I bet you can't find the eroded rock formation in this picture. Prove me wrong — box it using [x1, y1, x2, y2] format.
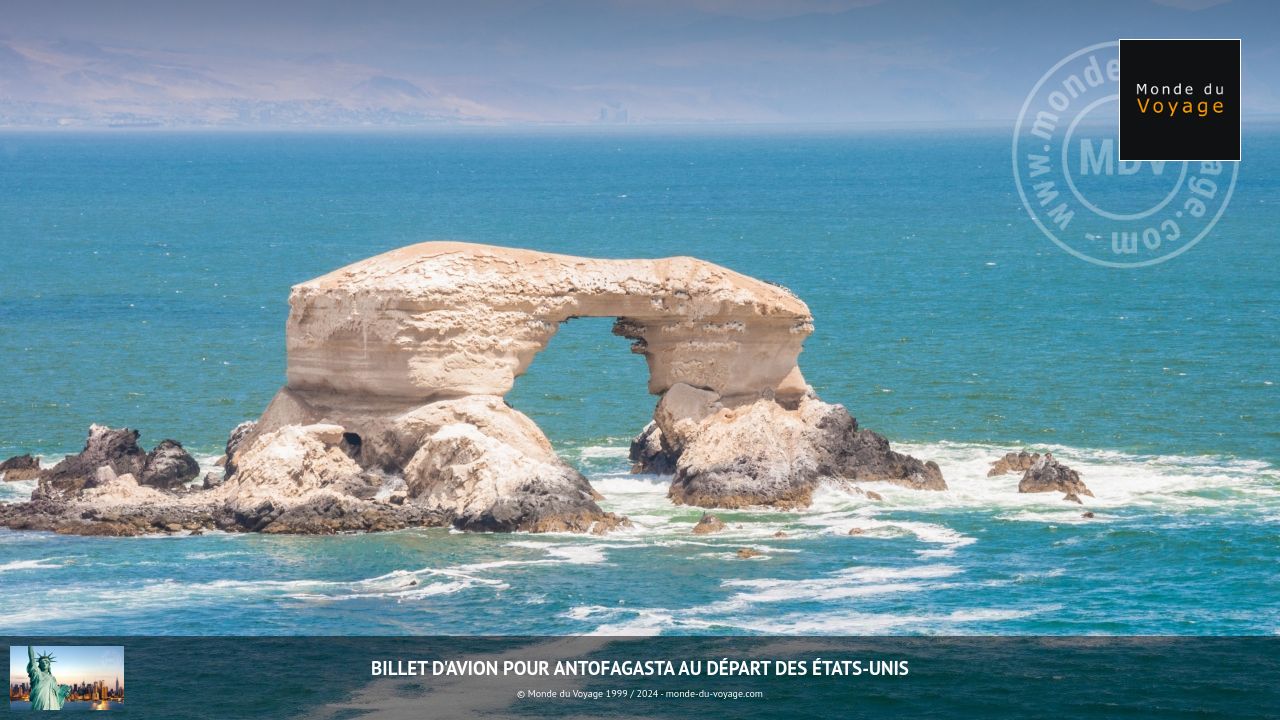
[279, 241, 813, 405]
[229, 241, 842, 530]
[3, 241, 943, 535]
[248, 241, 941, 519]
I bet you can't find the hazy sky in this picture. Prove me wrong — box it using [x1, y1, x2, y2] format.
[0, 0, 1275, 127]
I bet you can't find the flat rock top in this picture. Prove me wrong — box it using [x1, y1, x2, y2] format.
[296, 241, 810, 319]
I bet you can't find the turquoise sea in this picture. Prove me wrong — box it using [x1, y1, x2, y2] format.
[0, 129, 1276, 636]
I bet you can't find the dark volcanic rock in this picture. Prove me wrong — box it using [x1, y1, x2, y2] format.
[0, 490, 453, 537]
[841, 426, 946, 491]
[222, 420, 257, 480]
[0, 497, 218, 537]
[210, 496, 446, 535]
[988, 451, 1042, 477]
[140, 439, 200, 489]
[629, 421, 678, 475]
[1019, 453, 1092, 500]
[39, 425, 147, 496]
[450, 479, 630, 535]
[0, 454, 41, 481]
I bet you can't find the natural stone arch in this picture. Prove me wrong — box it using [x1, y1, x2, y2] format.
[283, 241, 813, 406]
[230, 242, 944, 533]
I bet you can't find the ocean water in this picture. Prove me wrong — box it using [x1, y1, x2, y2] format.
[0, 129, 1276, 636]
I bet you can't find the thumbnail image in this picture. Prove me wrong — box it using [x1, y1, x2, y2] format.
[9, 646, 123, 712]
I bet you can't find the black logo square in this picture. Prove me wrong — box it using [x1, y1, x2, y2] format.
[1120, 39, 1240, 161]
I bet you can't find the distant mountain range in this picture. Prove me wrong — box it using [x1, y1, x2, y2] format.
[1, 0, 1277, 129]
[0, 39, 518, 127]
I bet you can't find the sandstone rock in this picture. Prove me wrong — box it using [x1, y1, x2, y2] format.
[692, 513, 726, 535]
[667, 396, 944, 509]
[1018, 453, 1092, 500]
[1082, 511, 1095, 519]
[0, 454, 40, 481]
[235, 392, 625, 534]
[77, 471, 172, 507]
[244, 242, 941, 530]
[866, 490, 883, 501]
[39, 425, 147, 496]
[140, 439, 200, 489]
[736, 547, 761, 559]
[403, 414, 621, 533]
[773, 530, 789, 538]
[848, 527, 866, 535]
[653, 383, 721, 455]
[214, 424, 380, 515]
[240, 242, 829, 531]
[182, 423, 452, 534]
[989, 451, 1042, 477]
[283, 241, 813, 404]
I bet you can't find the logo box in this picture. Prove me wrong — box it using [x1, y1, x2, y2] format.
[1119, 39, 1241, 161]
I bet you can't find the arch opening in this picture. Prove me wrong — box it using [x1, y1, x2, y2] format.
[504, 316, 653, 471]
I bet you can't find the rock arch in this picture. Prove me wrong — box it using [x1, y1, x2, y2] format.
[231, 242, 943, 532]
[282, 241, 813, 405]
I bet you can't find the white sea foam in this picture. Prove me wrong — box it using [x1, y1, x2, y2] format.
[505, 541, 609, 564]
[547, 440, 1276, 634]
[577, 445, 631, 460]
[0, 558, 63, 572]
[718, 564, 960, 605]
[592, 610, 688, 636]
[291, 540, 611, 604]
[852, 440, 1280, 515]
[723, 606, 1053, 635]
[590, 472, 670, 496]
[3, 437, 1274, 634]
[560, 563, 967, 634]
[569, 600, 1052, 636]
[0, 479, 38, 503]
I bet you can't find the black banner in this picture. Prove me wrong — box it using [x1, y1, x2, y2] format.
[5, 636, 1277, 718]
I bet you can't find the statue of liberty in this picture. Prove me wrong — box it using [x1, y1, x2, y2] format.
[26, 646, 71, 710]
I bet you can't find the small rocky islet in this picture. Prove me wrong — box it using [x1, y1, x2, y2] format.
[0, 242, 1088, 537]
[986, 450, 1093, 503]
